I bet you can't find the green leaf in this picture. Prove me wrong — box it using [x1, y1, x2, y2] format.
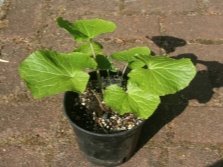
[74, 41, 103, 56]
[19, 50, 97, 98]
[128, 55, 196, 96]
[56, 17, 116, 42]
[104, 82, 160, 119]
[111, 47, 151, 69]
[96, 55, 117, 72]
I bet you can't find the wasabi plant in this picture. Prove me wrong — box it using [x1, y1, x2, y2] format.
[19, 18, 196, 119]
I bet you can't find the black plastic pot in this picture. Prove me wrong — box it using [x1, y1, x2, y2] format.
[63, 92, 145, 166]
[63, 71, 145, 166]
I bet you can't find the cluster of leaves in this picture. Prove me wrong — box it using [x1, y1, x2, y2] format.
[19, 18, 196, 119]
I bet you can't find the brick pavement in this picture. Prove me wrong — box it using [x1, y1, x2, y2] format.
[0, 0, 223, 166]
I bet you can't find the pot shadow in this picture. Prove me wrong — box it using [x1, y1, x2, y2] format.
[207, 159, 223, 167]
[136, 36, 223, 152]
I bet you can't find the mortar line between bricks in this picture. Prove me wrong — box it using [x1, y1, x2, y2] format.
[158, 16, 168, 55]
[188, 39, 223, 45]
[122, 11, 222, 16]
[154, 16, 162, 55]
[196, 0, 208, 15]
[145, 141, 223, 150]
[2, 36, 222, 46]
[35, 0, 51, 50]
[35, 1, 223, 18]
[118, 0, 125, 12]
[1, 137, 222, 151]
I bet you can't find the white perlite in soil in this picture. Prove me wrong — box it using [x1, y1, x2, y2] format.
[93, 111, 144, 133]
[73, 88, 144, 134]
[70, 73, 144, 134]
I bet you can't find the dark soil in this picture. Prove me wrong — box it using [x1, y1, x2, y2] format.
[67, 72, 144, 134]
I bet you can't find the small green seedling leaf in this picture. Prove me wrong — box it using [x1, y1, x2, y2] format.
[74, 41, 103, 56]
[96, 55, 117, 72]
[19, 50, 97, 98]
[111, 47, 151, 69]
[104, 82, 160, 119]
[56, 17, 116, 42]
[128, 55, 196, 96]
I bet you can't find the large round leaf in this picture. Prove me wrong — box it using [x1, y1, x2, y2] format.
[128, 55, 196, 96]
[19, 50, 97, 98]
[104, 82, 160, 119]
[57, 17, 116, 42]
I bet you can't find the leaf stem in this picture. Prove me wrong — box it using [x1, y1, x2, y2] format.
[121, 63, 128, 78]
[89, 40, 103, 93]
[106, 70, 112, 85]
[90, 89, 106, 114]
[93, 115, 109, 134]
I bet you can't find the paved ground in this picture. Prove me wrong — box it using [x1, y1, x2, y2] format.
[0, 0, 223, 166]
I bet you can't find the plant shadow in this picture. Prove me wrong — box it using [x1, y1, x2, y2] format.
[136, 35, 223, 151]
[146, 35, 187, 53]
[207, 159, 223, 167]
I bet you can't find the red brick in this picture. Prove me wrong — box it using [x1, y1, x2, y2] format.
[0, 102, 61, 138]
[40, 17, 77, 53]
[163, 16, 223, 40]
[123, 0, 199, 14]
[120, 147, 164, 167]
[170, 106, 223, 143]
[0, 146, 45, 167]
[1, 0, 42, 38]
[0, 41, 28, 96]
[167, 147, 221, 167]
[52, 144, 96, 167]
[52, 144, 164, 167]
[45, 0, 120, 15]
[55, 113, 78, 144]
[104, 16, 160, 41]
[205, 0, 223, 14]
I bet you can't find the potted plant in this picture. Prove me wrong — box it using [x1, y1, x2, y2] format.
[19, 18, 196, 166]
